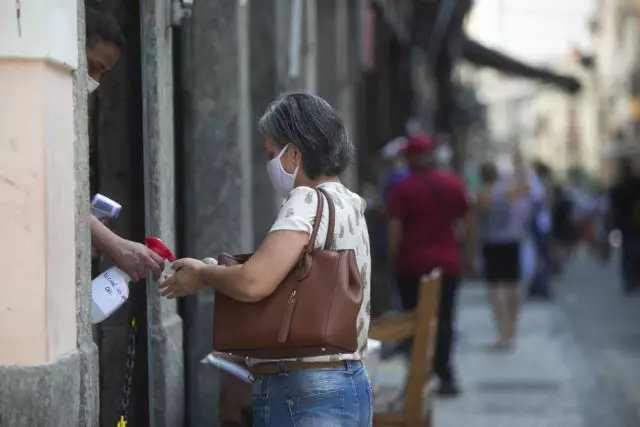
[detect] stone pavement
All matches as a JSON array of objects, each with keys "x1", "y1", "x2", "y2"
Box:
[
  {"x1": 372, "y1": 283, "x2": 585, "y2": 427},
  {"x1": 556, "y1": 250, "x2": 640, "y2": 427}
]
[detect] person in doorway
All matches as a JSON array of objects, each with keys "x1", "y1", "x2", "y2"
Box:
[
  {"x1": 387, "y1": 134, "x2": 476, "y2": 396},
  {"x1": 86, "y1": 8, "x2": 164, "y2": 281},
  {"x1": 476, "y1": 161, "x2": 529, "y2": 350},
  {"x1": 85, "y1": 8, "x2": 126, "y2": 92},
  {"x1": 159, "y1": 92, "x2": 373, "y2": 426},
  {"x1": 610, "y1": 157, "x2": 640, "y2": 294}
]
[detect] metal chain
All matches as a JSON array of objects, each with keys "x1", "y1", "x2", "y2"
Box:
[{"x1": 118, "y1": 316, "x2": 137, "y2": 427}]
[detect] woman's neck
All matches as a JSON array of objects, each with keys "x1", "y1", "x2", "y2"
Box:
[{"x1": 296, "y1": 175, "x2": 341, "y2": 188}]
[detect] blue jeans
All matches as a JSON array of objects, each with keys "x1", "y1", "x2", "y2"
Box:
[{"x1": 252, "y1": 361, "x2": 372, "y2": 427}]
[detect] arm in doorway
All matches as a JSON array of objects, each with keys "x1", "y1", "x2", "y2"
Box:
[{"x1": 91, "y1": 215, "x2": 163, "y2": 281}]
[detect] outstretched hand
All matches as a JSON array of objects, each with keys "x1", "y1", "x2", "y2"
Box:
[
  {"x1": 159, "y1": 258, "x2": 206, "y2": 299},
  {"x1": 107, "y1": 238, "x2": 164, "y2": 282}
]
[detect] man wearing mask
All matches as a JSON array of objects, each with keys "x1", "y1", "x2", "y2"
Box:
[
  {"x1": 387, "y1": 134, "x2": 477, "y2": 396},
  {"x1": 86, "y1": 8, "x2": 163, "y2": 281}
]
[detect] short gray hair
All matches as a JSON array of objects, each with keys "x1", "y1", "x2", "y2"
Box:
[{"x1": 258, "y1": 92, "x2": 354, "y2": 179}]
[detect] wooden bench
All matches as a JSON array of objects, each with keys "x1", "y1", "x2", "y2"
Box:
[{"x1": 369, "y1": 270, "x2": 442, "y2": 427}]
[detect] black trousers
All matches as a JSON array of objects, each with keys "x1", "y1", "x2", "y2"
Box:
[{"x1": 396, "y1": 274, "x2": 459, "y2": 382}]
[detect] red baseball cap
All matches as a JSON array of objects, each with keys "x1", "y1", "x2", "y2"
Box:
[{"x1": 404, "y1": 134, "x2": 436, "y2": 155}]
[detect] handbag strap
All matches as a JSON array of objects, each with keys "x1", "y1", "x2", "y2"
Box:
[
  {"x1": 304, "y1": 186, "x2": 337, "y2": 253},
  {"x1": 316, "y1": 187, "x2": 336, "y2": 250},
  {"x1": 306, "y1": 188, "x2": 325, "y2": 253}
]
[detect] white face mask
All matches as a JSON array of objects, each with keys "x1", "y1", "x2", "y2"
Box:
[
  {"x1": 88, "y1": 76, "x2": 100, "y2": 94},
  {"x1": 266, "y1": 145, "x2": 298, "y2": 198}
]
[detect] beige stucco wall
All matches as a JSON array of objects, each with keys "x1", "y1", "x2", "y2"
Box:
[{"x1": 0, "y1": 59, "x2": 76, "y2": 365}]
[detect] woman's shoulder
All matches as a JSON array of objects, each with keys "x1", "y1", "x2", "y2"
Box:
[
  {"x1": 283, "y1": 183, "x2": 367, "y2": 213},
  {"x1": 283, "y1": 186, "x2": 319, "y2": 206},
  {"x1": 324, "y1": 184, "x2": 367, "y2": 211}
]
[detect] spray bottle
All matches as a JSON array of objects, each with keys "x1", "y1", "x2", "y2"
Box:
[{"x1": 91, "y1": 237, "x2": 176, "y2": 324}]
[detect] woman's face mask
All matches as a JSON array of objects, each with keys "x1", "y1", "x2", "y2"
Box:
[{"x1": 266, "y1": 144, "x2": 298, "y2": 198}]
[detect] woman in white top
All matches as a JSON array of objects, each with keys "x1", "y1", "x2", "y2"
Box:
[{"x1": 160, "y1": 92, "x2": 372, "y2": 426}]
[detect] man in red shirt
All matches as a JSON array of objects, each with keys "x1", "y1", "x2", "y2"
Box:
[{"x1": 387, "y1": 134, "x2": 476, "y2": 396}]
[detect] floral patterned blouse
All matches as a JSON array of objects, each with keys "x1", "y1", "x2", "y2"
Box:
[{"x1": 250, "y1": 181, "x2": 372, "y2": 364}]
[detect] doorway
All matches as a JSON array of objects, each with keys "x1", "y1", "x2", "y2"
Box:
[{"x1": 86, "y1": 1, "x2": 150, "y2": 425}]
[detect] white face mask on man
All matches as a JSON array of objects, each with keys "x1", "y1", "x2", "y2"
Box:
[
  {"x1": 266, "y1": 144, "x2": 299, "y2": 198},
  {"x1": 88, "y1": 76, "x2": 100, "y2": 94}
]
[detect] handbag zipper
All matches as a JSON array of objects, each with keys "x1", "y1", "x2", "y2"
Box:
[{"x1": 278, "y1": 289, "x2": 297, "y2": 344}]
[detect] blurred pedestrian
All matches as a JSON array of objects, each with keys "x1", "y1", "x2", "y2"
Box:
[
  {"x1": 476, "y1": 160, "x2": 529, "y2": 350},
  {"x1": 610, "y1": 158, "x2": 640, "y2": 294},
  {"x1": 387, "y1": 134, "x2": 477, "y2": 396},
  {"x1": 592, "y1": 181, "x2": 612, "y2": 263},
  {"x1": 377, "y1": 137, "x2": 410, "y2": 314},
  {"x1": 550, "y1": 182, "x2": 576, "y2": 275},
  {"x1": 528, "y1": 160, "x2": 553, "y2": 299},
  {"x1": 381, "y1": 137, "x2": 410, "y2": 201}
]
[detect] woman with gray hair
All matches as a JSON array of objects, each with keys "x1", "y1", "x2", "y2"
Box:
[{"x1": 160, "y1": 92, "x2": 373, "y2": 426}]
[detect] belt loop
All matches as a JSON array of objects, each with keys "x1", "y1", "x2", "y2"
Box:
[{"x1": 278, "y1": 361, "x2": 287, "y2": 374}]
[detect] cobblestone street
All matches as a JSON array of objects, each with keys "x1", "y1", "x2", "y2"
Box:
[{"x1": 373, "y1": 249, "x2": 640, "y2": 427}]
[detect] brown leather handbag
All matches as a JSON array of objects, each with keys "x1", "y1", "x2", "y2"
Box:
[{"x1": 213, "y1": 187, "x2": 364, "y2": 359}]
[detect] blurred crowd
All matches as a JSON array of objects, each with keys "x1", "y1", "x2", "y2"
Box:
[{"x1": 362, "y1": 132, "x2": 640, "y2": 396}]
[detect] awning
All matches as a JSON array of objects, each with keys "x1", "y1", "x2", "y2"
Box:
[{"x1": 461, "y1": 37, "x2": 581, "y2": 94}]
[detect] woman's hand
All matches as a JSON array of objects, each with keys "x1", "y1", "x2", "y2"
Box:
[{"x1": 159, "y1": 258, "x2": 206, "y2": 298}]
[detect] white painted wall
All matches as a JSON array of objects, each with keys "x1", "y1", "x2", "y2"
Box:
[
  {"x1": 0, "y1": 0, "x2": 78, "y2": 365},
  {"x1": 595, "y1": 0, "x2": 638, "y2": 138},
  {"x1": 473, "y1": 53, "x2": 602, "y2": 178},
  {"x1": 0, "y1": 0, "x2": 78, "y2": 68}
]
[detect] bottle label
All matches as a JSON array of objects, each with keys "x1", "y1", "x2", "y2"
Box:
[
  {"x1": 102, "y1": 270, "x2": 128, "y2": 303},
  {"x1": 92, "y1": 268, "x2": 130, "y2": 320}
]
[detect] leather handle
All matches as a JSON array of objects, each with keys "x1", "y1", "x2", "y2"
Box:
[
  {"x1": 306, "y1": 188, "x2": 325, "y2": 253},
  {"x1": 316, "y1": 187, "x2": 336, "y2": 250}
]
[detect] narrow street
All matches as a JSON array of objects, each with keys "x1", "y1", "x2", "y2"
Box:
[
  {"x1": 557, "y1": 249, "x2": 640, "y2": 427},
  {"x1": 373, "y1": 249, "x2": 640, "y2": 426}
]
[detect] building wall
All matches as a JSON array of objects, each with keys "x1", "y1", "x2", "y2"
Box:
[
  {"x1": 595, "y1": 0, "x2": 639, "y2": 162},
  {"x1": 73, "y1": 4, "x2": 100, "y2": 424},
  {"x1": 524, "y1": 87, "x2": 571, "y2": 173},
  {"x1": 178, "y1": 1, "x2": 254, "y2": 424},
  {"x1": 0, "y1": 1, "x2": 96, "y2": 426},
  {"x1": 476, "y1": 53, "x2": 603, "y2": 180},
  {"x1": 473, "y1": 70, "x2": 536, "y2": 171},
  {"x1": 140, "y1": 0, "x2": 184, "y2": 424},
  {"x1": 0, "y1": 60, "x2": 77, "y2": 365},
  {"x1": 0, "y1": 1, "x2": 363, "y2": 426}
]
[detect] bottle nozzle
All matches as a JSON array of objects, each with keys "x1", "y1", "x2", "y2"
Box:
[{"x1": 144, "y1": 237, "x2": 177, "y2": 262}]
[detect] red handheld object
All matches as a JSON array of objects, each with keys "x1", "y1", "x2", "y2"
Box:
[{"x1": 144, "y1": 237, "x2": 177, "y2": 262}]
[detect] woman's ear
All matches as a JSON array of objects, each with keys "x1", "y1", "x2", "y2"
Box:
[{"x1": 291, "y1": 145, "x2": 302, "y2": 169}]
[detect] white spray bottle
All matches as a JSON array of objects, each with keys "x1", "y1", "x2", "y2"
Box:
[{"x1": 91, "y1": 237, "x2": 176, "y2": 324}]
